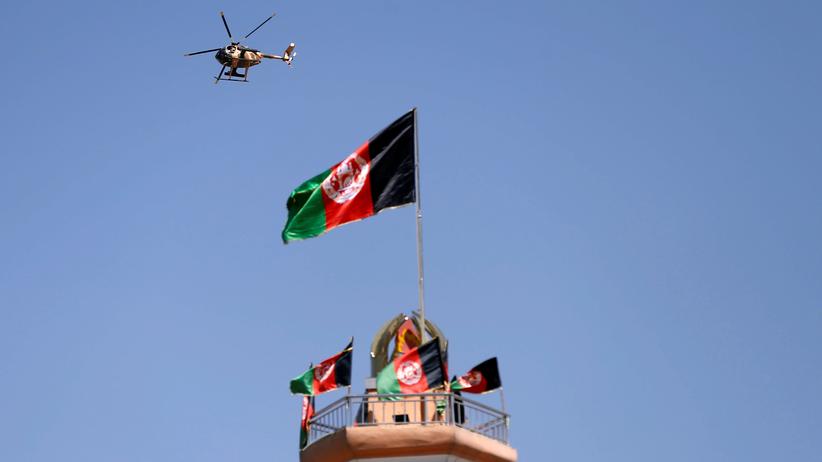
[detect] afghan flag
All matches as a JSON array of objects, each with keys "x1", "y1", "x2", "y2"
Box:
[
  {"x1": 450, "y1": 357, "x2": 502, "y2": 394},
  {"x1": 299, "y1": 395, "x2": 314, "y2": 449},
  {"x1": 282, "y1": 110, "x2": 416, "y2": 243},
  {"x1": 377, "y1": 338, "x2": 445, "y2": 396},
  {"x1": 290, "y1": 340, "x2": 353, "y2": 395}
]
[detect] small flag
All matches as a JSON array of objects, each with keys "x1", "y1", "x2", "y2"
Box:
[
  {"x1": 282, "y1": 110, "x2": 416, "y2": 243},
  {"x1": 392, "y1": 317, "x2": 421, "y2": 359},
  {"x1": 299, "y1": 395, "x2": 315, "y2": 449},
  {"x1": 377, "y1": 338, "x2": 445, "y2": 396},
  {"x1": 450, "y1": 357, "x2": 502, "y2": 394},
  {"x1": 290, "y1": 339, "x2": 353, "y2": 396}
]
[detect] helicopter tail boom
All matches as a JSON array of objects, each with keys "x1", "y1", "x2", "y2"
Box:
[{"x1": 262, "y1": 43, "x2": 296, "y2": 65}]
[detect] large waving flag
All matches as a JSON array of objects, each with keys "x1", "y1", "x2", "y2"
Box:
[{"x1": 282, "y1": 110, "x2": 416, "y2": 243}]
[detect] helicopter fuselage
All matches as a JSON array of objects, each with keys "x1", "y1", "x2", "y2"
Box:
[{"x1": 215, "y1": 45, "x2": 262, "y2": 69}]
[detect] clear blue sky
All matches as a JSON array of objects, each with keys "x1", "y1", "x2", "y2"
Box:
[{"x1": 2, "y1": 1, "x2": 820, "y2": 460}]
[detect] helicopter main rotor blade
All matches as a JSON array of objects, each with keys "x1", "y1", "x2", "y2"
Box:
[
  {"x1": 242, "y1": 12, "x2": 276, "y2": 41},
  {"x1": 184, "y1": 48, "x2": 222, "y2": 57},
  {"x1": 220, "y1": 11, "x2": 234, "y2": 41}
]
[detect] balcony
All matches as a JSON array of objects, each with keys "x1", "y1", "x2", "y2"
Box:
[
  {"x1": 306, "y1": 391, "x2": 510, "y2": 445},
  {"x1": 301, "y1": 392, "x2": 516, "y2": 461}
]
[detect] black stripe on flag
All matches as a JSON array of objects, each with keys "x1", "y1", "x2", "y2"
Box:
[
  {"x1": 334, "y1": 341, "x2": 353, "y2": 388},
  {"x1": 368, "y1": 110, "x2": 416, "y2": 213},
  {"x1": 419, "y1": 338, "x2": 445, "y2": 389}
]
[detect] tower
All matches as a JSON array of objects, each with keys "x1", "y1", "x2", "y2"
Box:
[{"x1": 300, "y1": 313, "x2": 517, "y2": 462}]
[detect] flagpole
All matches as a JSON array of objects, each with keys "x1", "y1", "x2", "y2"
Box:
[
  {"x1": 499, "y1": 386, "x2": 507, "y2": 413},
  {"x1": 413, "y1": 107, "x2": 427, "y2": 342}
]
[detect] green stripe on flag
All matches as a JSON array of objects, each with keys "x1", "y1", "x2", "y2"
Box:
[
  {"x1": 290, "y1": 368, "x2": 314, "y2": 395},
  {"x1": 376, "y1": 363, "x2": 402, "y2": 399},
  {"x1": 282, "y1": 170, "x2": 329, "y2": 243}
]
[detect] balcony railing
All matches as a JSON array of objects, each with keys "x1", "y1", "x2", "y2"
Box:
[{"x1": 306, "y1": 392, "x2": 510, "y2": 448}]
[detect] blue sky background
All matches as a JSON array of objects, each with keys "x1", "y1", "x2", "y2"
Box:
[{"x1": 2, "y1": 1, "x2": 821, "y2": 461}]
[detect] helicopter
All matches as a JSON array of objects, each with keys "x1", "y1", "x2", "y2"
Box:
[{"x1": 185, "y1": 11, "x2": 296, "y2": 83}]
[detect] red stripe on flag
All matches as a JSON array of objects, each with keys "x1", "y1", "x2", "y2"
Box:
[
  {"x1": 313, "y1": 355, "x2": 339, "y2": 394},
  {"x1": 321, "y1": 142, "x2": 375, "y2": 229},
  {"x1": 394, "y1": 350, "x2": 430, "y2": 394}
]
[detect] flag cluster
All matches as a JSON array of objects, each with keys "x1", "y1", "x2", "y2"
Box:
[
  {"x1": 291, "y1": 340, "x2": 352, "y2": 450},
  {"x1": 289, "y1": 336, "x2": 504, "y2": 450}
]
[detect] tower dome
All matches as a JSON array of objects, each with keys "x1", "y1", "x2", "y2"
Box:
[{"x1": 369, "y1": 311, "x2": 448, "y2": 377}]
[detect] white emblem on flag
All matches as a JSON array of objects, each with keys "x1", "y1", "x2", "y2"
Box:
[
  {"x1": 314, "y1": 363, "x2": 334, "y2": 382},
  {"x1": 458, "y1": 371, "x2": 483, "y2": 388},
  {"x1": 396, "y1": 360, "x2": 423, "y2": 386},
  {"x1": 321, "y1": 151, "x2": 369, "y2": 204},
  {"x1": 466, "y1": 371, "x2": 483, "y2": 386}
]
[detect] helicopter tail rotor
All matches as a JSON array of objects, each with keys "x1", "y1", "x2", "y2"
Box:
[{"x1": 283, "y1": 43, "x2": 296, "y2": 65}]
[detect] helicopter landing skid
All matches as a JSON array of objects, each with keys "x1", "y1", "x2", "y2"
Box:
[
  {"x1": 213, "y1": 64, "x2": 250, "y2": 84},
  {"x1": 215, "y1": 77, "x2": 249, "y2": 83}
]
